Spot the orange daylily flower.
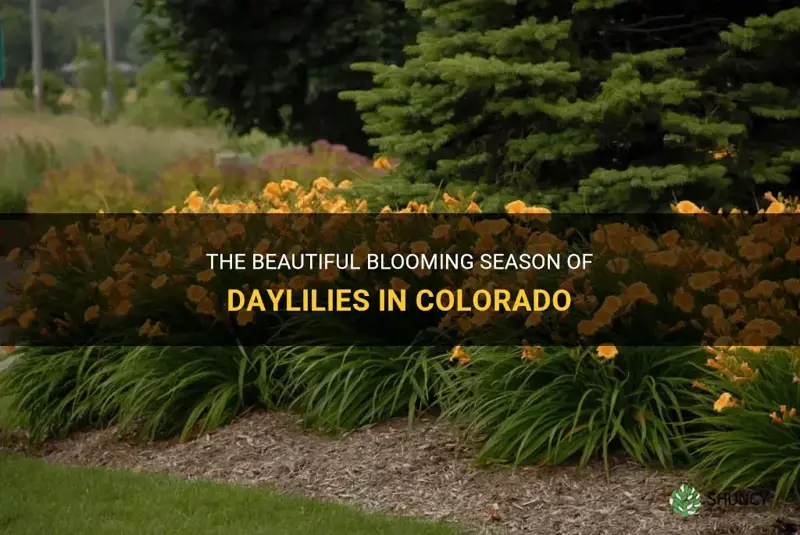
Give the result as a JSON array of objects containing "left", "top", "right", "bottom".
[
  {"left": 114, "top": 300, "right": 133, "bottom": 317},
  {"left": 84, "top": 305, "right": 100, "bottom": 322},
  {"left": 197, "top": 270, "right": 215, "bottom": 282},
  {"left": 596, "top": 344, "right": 618, "bottom": 359},
  {"left": 373, "top": 156, "right": 392, "bottom": 170},
  {"left": 236, "top": 309, "right": 255, "bottom": 326},
  {"left": 713, "top": 392, "right": 738, "bottom": 412},
  {"left": 521, "top": 340, "right": 543, "bottom": 361},
  {"left": 450, "top": 346, "right": 472, "bottom": 365},
  {"left": 187, "top": 285, "right": 208, "bottom": 303}
]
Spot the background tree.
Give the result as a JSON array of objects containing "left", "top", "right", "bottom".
[
  {"left": 344, "top": 0, "right": 800, "bottom": 211},
  {"left": 0, "top": 5, "right": 73, "bottom": 86},
  {"left": 123, "top": 54, "right": 222, "bottom": 129},
  {"left": 137, "top": 0, "right": 418, "bottom": 155},
  {"left": 15, "top": 68, "right": 69, "bottom": 113},
  {"left": 0, "top": 0, "right": 143, "bottom": 86},
  {"left": 74, "top": 36, "right": 127, "bottom": 122}
]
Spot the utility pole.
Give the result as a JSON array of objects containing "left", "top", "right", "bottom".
[
  {"left": 103, "top": 0, "right": 116, "bottom": 118},
  {"left": 30, "top": 0, "right": 43, "bottom": 112},
  {"left": 0, "top": 23, "right": 6, "bottom": 113}
]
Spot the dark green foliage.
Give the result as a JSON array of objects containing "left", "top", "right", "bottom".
[
  {"left": 442, "top": 346, "right": 705, "bottom": 469},
  {"left": 137, "top": 0, "right": 418, "bottom": 156},
  {"left": 0, "top": 345, "right": 287, "bottom": 441},
  {"left": 690, "top": 350, "right": 800, "bottom": 501},
  {"left": 0, "top": 5, "right": 76, "bottom": 87},
  {"left": 124, "top": 55, "right": 223, "bottom": 129},
  {"left": 74, "top": 37, "right": 128, "bottom": 122},
  {"left": 4, "top": 340, "right": 800, "bottom": 502},
  {"left": 257, "top": 140, "right": 382, "bottom": 185},
  {"left": 340, "top": 173, "right": 442, "bottom": 210},
  {"left": 344, "top": 1, "right": 800, "bottom": 211},
  {"left": 0, "top": 0, "right": 144, "bottom": 87},
  {"left": 0, "top": 138, "right": 59, "bottom": 213},
  {"left": 0, "top": 347, "right": 121, "bottom": 440},
  {"left": 14, "top": 69, "right": 69, "bottom": 114},
  {"left": 343, "top": 173, "right": 548, "bottom": 212},
  {"left": 0, "top": 343, "right": 449, "bottom": 440},
  {"left": 279, "top": 346, "right": 451, "bottom": 432},
  {"left": 100, "top": 345, "right": 286, "bottom": 440}
]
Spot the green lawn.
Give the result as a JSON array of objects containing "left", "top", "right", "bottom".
[{"left": 0, "top": 455, "right": 459, "bottom": 535}]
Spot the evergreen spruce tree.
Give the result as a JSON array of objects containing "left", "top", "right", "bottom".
[{"left": 343, "top": 1, "right": 800, "bottom": 211}]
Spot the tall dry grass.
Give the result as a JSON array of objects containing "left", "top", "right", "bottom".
[
  {"left": 1, "top": 100, "right": 224, "bottom": 150},
  {"left": 1, "top": 113, "right": 224, "bottom": 152},
  {"left": 0, "top": 89, "right": 20, "bottom": 114},
  {"left": 0, "top": 89, "right": 229, "bottom": 212}
]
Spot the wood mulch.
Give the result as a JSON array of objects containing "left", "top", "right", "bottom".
[{"left": 2, "top": 411, "right": 798, "bottom": 535}]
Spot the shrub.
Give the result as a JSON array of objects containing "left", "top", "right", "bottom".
[
  {"left": 342, "top": 174, "right": 441, "bottom": 211},
  {"left": 26, "top": 153, "right": 149, "bottom": 213},
  {"left": 152, "top": 142, "right": 390, "bottom": 210},
  {"left": 344, "top": 178, "right": 549, "bottom": 213},
  {"left": 152, "top": 150, "right": 256, "bottom": 209},
  {"left": 15, "top": 69, "right": 70, "bottom": 114},
  {"left": 74, "top": 37, "right": 128, "bottom": 122},
  {"left": 0, "top": 138, "right": 60, "bottom": 213},
  {"left": 138, "top": 0, "right": 418, "bottom": 155},
  {"left": 123, "top": 83, "right": 218, "bottom": 129},
  {"left": 22, "top": 142, "right": 390, "bottom": 214},
  {"left": 11, "top": 191, "right": 800, "bottom": 352},
  {"left": 257, "top": 140, "right": 387, "bottom": 185},
  {"left": 124, "top": 55, "right": 223, "bottom": 129},
  {"left": 152, "top": 141, "right": 393, "bottom": 209},
  {"left": 279, "top": 345, "right": 451, "bottom": 431},
  {"left": 0, "top": 346, "right": 122, "bottom": 440},
  {"left": 0, "top": 345, "right": 287, "bottom": 440},
  {"left": 344, "top": 2, "right": 800, "bottom": 212},
  {"left": 8, "top": 184, "right": 484, "bottom": 356},
  {"left": 0, "top": 177, "right": 479, "bottom": 440},
  {"left": 96, "top": 345, "right": 286, "bottom": 440},
  {"left": 223, "top": 129, "right": 282, "bottom": 158},
  {"left": 442, "top": 346, "right": 705, "bottom": 469},
  {"left": 689, "top": 347, "right": 800, "bottom": 501},
  {"left": 4, "top": 180, "right": 800, "bottom": 515}
]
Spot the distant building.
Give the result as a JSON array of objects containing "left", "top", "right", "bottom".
[{"left": 60, "top": 61, "right": 139, "bottom": 87}]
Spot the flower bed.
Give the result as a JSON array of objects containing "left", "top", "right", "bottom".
[{"left": 1, "top": 170, "right": 799, "bottom": 501}]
